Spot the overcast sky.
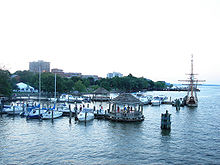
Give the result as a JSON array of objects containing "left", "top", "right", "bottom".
[{"left": 0, "top": 0, "right": 220, "bottom": 84}]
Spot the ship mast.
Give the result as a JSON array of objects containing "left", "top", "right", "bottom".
[
  {"left": 190, "top": 54, "right": 194, "bottom": 98},
  {"left": 179, "top": 54, "right": 205, "bottom": 106}
]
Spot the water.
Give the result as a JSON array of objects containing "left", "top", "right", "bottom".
[{"left": 1, "top": 86, "right": 220, "bottom": 164}]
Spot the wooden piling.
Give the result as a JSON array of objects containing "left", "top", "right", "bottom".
[
  {"left": 161, "top": 110, "right": 171, "bottom": 130},
  {"left": 85, "top": 112, "right": 87, "bottom": 123},
  {"left": 52, "top": 109, "right": 54, "bottom": 122},
  {"left": 0, "top": 102, "right": 3, "bottom": 116},
  {"left": 12, "top": 106, "right": 15, "bottom": 116},
  {"left": 69, "top": 104, "right": 72, "bottom": 124}
]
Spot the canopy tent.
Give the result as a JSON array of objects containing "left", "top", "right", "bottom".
[{"left": 16, "top": 82, "right": 35, "bottom": 92}]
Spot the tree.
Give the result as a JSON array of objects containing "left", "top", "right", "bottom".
[
  {"left": 74, "top": 80, "right": 86, "bottom": 92},
  {"left": 0, "top": 69, "right": 12, "bottom": 97}
]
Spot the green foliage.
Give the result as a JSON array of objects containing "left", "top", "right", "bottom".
[
  {"left": 0, "top": 69, "right": 12, "bottom": 97},
  {"left": 74, "top": 80, "right": 86, "bottom": 92},
  {"left": 96, "top": 74, "right": 169, "bottom": 92},
  {"left": 8, "top": 70, "right": 170, "bottom": 94}
]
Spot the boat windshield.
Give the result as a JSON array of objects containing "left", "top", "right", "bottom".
[{"left": 81, "top": 108, "right": 93, "bottom": 113}]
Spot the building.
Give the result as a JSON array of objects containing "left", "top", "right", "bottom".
[
  {"left": 107, "top": 72, "right": 123, "bottom": 78},
  {"left": 81, "top": 75, "right": 99, "bottom": 81},
  {"left": 64, "top": 72, "right": 82, "bottom": 78},
  {"left": 51, "top": 68, "right": 65, "bottom": 77},
  {"left": 29, "top": 60, "right": 50, "bottom": 73}
]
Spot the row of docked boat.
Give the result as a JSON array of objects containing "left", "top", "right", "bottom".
[
  {"left": 1, "top": 102, "right": 97, "bottom": 122},
  {"left": 135, "top": 94, "right": 170, "bottom": 106},
  {"left": 49, "top": 94, "right": 89, "bottom": 103},
  {"left": 1, "top": 103, "right": 63, "bottom": 119}
]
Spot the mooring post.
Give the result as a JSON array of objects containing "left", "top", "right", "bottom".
[
  {"left": 69, "top": 104, "right": 72, "bottom": 124},
  {"left": 23, "top": 101, "right": 25, "bottom": 113},
  {"left": 13, "top": 106, "right": 15, "bottom": 117},
  {"left": 85, "top": 112, "right": 87, "bottom": 123},
  {"left": 38, "top": 104, "right": 41, "bottom": 120},
  {"left": 52, "top": 108, "right": 54, "bottom": 122},
  {"left": 0, "top": 101, "right": 3, "bottom": 116}
]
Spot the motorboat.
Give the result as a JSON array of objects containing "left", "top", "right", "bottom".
[
  {"left": 5, "top": 104, "right": 25, "bottom": 115},
  {"left": 26, "top": 104, "right": 53, "bottom": 119},
  {"left": 41, "top": 110, "right": 63, "bottom": 119},
  {"left": 151, "top": 96, "right": 161, "bottom": 106},
  {"left": 158, "top": 95, "right": 168, "bottom": 103},
  {"left": 59, "top": 94, "right": 68, "bottom": 102},
  {"left": 20, "top": 104, "right": 40, "bottom": 117},
  {"left": 77, "top": 108, "right": 94, "bottom": 121},
  {"left": 57, "top": 103, "right": 75, "bottom": 116},
  {"left": 1, "top": 105, "right": 11, "bottom": 114},
  {"left": 94, "top": 106, "right": 107, "bottom": 118},
  {"left": 26, "top": 108, "right": 47, "bottom": 119},
  {"left": 139, "top": 95, "right": 153, "bottom": 105}
]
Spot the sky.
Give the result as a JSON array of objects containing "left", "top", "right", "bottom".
[{"left": 0, "top": 0, "right": 220, "bottom": 84}]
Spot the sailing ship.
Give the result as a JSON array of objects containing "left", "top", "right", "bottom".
[{"left": 179, "top": 55, "right": 205, "bottom": 107}]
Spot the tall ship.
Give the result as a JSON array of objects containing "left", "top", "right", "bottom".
[{"left": 179, "top": 55, "right": 205, "bottom": 107}]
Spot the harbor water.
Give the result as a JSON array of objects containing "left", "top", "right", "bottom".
[{"left": 0, "top": 86, "right": 220, "bottom": 164}]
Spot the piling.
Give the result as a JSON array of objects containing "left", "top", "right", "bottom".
[
  {"left": 0, "top": 102, "right": 3, "bottom": 116},
  {"left": 175, "top": 99, "right": 180, "bottom": 111},
  {"left": 69, "top": 104, "right": 72, "bottom": 124},
  {"left": 38, "top": 104, "right": 41, "bottom": 119},
  {"left": 13, "top": 106, "right": 15, "bottom": 116},
  {"left": 23, "top": 101, "right": 25, "bottom": 113},
  {"left": 51, "top": 109, "right": 54, "bottom": 122},
  {"left": 85, "top": 112, "right": 87, "bottom": 123},
  {"left": 161, "top": 110, "right": 171, "bottom": 130}
]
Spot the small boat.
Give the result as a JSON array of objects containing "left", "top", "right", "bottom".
[
  {"left": 77, "top": 108, "right": 94, "bottom": 121},
  {"left": 1, "top": 105, "right": 11, "bottom": 114},
  {"left": 57, "top": 103, "right": 75, "bottom": 116},
  {"left": 26, "top": 104, "right": 51, "bottom": 119},
  {"left": 151, "top": 96, "right": 161, "bottom": 106},
  {"left": 5, "top": 104, "right": 25, "bottom": 115},
  {"left": 158, "top": 95, "right": 168, "bottom": 103},
  {"left": 139, "top": 95, "right": 153, "bottom": 105},
  {"left": 26, "top": 108, "right": 47, "bottom": 119},
  {"left": 94, "top": 106, "right": 107, "bottom": 119},
  {"left": 41, "top": 110, "right": 63, "bottom": 119}
]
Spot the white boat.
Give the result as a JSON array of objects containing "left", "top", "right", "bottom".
[
  {"left": 77, "top": 108, "right": 94, "bottom": 121},
  {"left": 26, "top": 108, "right": 47, "bottom": 119},
  {"left": 151, "top": 96, "right": 161, "bottom": 106},
  {"left": 59, "top": 94, "right": 76, "bottom": 102},
  {"left": 2, "top": 105, "right": 11, "bottom": 114},
  {"left": 158, "top": 95, "right": 168, "bottom": 103},
  {"left": 59, "top": 94, "right": 68, "bottom": 102},
  {"left": 20, "top": 104, "right": 40, "bottom": 117},
  {"left": 57, "top": 103, "right": 75, "bottom": 116},
  {"left": 5, "top": 104, "right": 25, "bottom": 115},
  {"left": 139, "top": 95, "right": 153, "bottom": 105},
  {"left": 41, "top": 110, "right": 63, "bottom": 119}
]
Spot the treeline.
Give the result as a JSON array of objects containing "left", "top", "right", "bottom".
[{"left": 0, "top": 69, "right": 172, "bottom": 97}]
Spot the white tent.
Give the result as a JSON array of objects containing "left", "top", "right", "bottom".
[{"left": 16, "top": 82, "right": 35, "bottom": 92}]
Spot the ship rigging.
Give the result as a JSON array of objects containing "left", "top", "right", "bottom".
[{"left": 179, "top": 55, "right": 205, "bottom": 107}]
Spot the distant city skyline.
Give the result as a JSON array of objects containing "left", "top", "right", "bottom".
[{"left": 0, "top": 0, "right": 220, "bottom": 84}]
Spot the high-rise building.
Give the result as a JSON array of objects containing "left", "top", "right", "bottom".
[
  {"left": 107, "top": 72, "right": 123, "bottom": 78},
  {"left": 29, "top": 60, "right": 50, "bottom": 73}
]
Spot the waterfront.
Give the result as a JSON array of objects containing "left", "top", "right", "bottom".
[{"left": 0, "top": 86, "right": 220, "bottom": 164}]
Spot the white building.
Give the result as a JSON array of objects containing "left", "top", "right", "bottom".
[
  {"left": 107, "top": 72, "right": 123, "bottom": 78},
  {"left": 15, "top": 82, "right": 37, "bottom": 92}
]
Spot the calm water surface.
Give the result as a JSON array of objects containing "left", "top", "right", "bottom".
[{"left": 1, "top": 86, "right": 220, "bottom": 164}]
